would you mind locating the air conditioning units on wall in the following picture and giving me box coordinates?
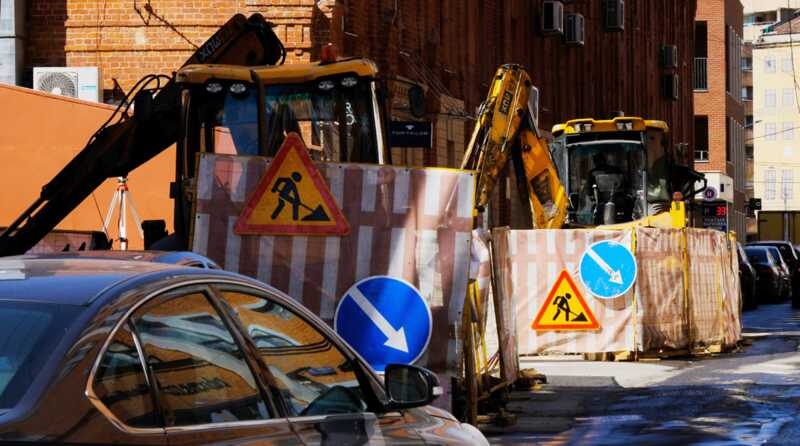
[542,1,564,35]
[565,13,585,46]
[662,73,679,100]
[604,0,625,31]
[33,67,102,103]
[661,45,678,69]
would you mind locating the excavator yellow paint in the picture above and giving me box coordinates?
[176,58,380,85]
[462,64,567,229]
[552,117,668,137]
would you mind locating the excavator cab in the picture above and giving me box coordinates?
[169,60,389,243]
[551,117,693,226]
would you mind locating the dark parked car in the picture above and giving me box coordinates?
[762,245,793,301]
[744,246,786,303]
[749,241,800,303]
[0,258,488,444]
[737,243,757,310]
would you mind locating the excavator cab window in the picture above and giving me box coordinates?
[567,137,645,225]
[183,77,380,171]
[562,128,673,225]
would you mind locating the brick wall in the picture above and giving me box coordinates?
[25,0,699,229]
[694,0,746,236]
[26,0,319,92]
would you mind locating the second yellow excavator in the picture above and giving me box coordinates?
[462,64,705,229]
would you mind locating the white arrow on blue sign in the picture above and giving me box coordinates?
[334,276,432,372]
[579,240,637,300]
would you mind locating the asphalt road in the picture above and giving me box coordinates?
[484,303,800,445]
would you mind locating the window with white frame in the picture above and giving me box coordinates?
[766,122,778,140]
[783,169,794,199]
[785,122,795,140]
[766,168,777,200]
[766,56,777,73]
[783,88,795,107]
[766,89,777,107]
[783,57,794,73]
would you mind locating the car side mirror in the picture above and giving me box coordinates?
[384,364,441,410]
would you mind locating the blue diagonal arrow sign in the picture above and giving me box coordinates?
[579,240,637,299]
[334,276,432,372]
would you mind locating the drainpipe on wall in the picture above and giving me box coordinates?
[0,0,26,86]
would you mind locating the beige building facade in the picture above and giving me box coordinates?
[752,14,800,213]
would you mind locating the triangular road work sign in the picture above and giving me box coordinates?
[532,270,600,331]
[235,133,349,236]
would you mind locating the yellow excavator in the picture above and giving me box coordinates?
[0,14,391,255]
[461,64,705,229]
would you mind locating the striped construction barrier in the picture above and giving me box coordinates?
[191,153,476,408]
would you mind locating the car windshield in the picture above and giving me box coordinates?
[0,301,81,409]
[189,79,380,163]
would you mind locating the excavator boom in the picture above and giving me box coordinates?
[0,14,285,256]
[463,64,567,229]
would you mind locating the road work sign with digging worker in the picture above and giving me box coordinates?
[532,270,600,331]
[235,133,349,236]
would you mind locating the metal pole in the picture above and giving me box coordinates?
[118,177,128,251]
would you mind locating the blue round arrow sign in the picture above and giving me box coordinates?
[334,276,432,372]
[579,240,637,299]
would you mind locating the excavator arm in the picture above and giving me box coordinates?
[0,14,285,256]
[462,65,567,229]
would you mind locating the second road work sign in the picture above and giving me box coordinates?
[579,240,637,299]
[334,276,432,373]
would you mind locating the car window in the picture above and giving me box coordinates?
[778,245,798,262]
[218,290,369,417]
[0,302,81,410]
[131,290,270,426]
[93,321,160,428]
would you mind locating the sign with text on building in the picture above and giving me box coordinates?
[389,121,433,148]
[235,133,349,236]
[702,201,728,232]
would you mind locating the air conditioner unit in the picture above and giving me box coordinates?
[604,0,625,31]
[661,45,678,69]
[662,73,679,100]
[33,67,102,103]
[542,1,564,35]
[565,13,585,46]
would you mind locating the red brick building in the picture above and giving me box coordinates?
[19,0,698,226]
[693,0,745,236]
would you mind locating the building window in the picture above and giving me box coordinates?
[766,169,777,200]
[784,57,794,73]
[782,169,794,200]
[694,115,709,162]
[766,89,777,107]
[742,86,753,101]
[694,22,708,92]
[746,144,754,160]
[745,11,777,25]
[784,88,795,107]
[766,122,777,140]
[765,56,777,73]
[784,122,795,140]
[745,115,754,127]
[742,57,753,71]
